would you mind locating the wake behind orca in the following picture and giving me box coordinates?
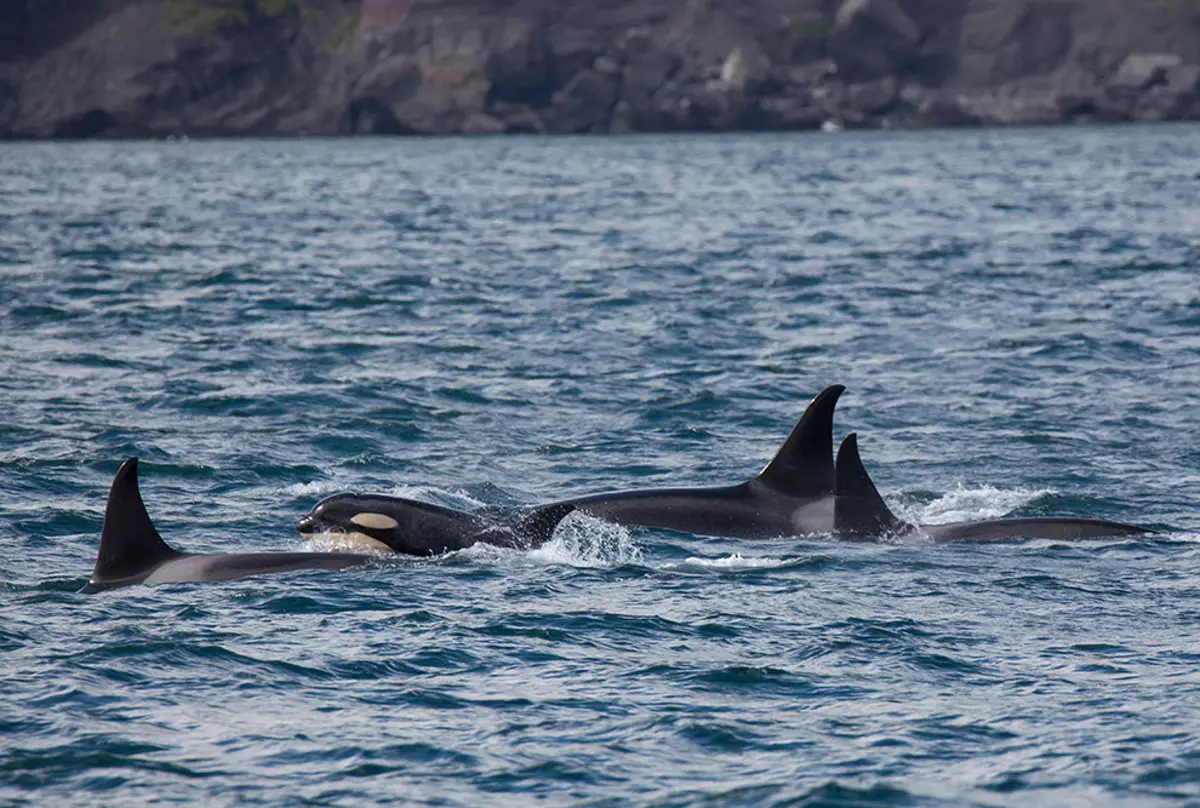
[833,433,1150,542]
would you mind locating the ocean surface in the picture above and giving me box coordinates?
[1,126,1199,807]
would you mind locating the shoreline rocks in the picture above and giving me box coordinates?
[3,0,1200,139]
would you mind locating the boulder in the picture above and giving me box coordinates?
[828,0,920,82]
[461,111,505,134]
[1109,53,1182,92]
[1167,64,1200,99]
[1098,54,1194,122]
[500,105,545,133]
[1132,63,1200,121]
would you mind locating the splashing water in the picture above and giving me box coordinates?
[667,553,794,571]
[526,513,643,567]
[894,484,1055,525]
[453,513,642,568]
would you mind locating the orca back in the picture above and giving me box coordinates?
[834,434,914,540]
[83,458,184,592]
[753,384,844,498]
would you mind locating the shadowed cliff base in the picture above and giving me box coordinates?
[3,0,1200,138]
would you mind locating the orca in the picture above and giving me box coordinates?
[297,493,576,556]
[298,385,845,543]
[543,384,847,538]
[79,458,380,594]
[301,385,847,543]
[833,433,1151,542]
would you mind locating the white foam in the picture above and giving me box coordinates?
[453,514,642,569]
[282,480,340,497]
[665,553,792,571]
[898,483,1055,525]
[302,531,397,556]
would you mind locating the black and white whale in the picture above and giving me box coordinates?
[542,384,846,538]
[300,385,848,546]
[297,493,576,556]
[79,458,381,593]
[833,433,1151,542]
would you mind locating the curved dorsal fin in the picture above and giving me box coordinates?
[754,384,845,497]
[834,434,913,539]
[514,503,577,547]
[90,458,184,585]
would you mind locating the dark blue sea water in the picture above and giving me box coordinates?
[2,126,1199,806]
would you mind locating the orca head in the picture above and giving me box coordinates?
[297,493,407,550]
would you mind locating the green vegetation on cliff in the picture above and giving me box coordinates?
[325,8,360,52]
[163,0,320,33]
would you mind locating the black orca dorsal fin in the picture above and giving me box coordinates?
[89,458,184,586]
[835,434,913,539]
[753,384,845,497]
[515,503,577,546]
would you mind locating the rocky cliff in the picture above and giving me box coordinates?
[3,0,1200,138]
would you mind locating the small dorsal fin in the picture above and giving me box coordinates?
[514,503,577,547]
[834,434,913,539]
[88,458,184,586]
[754,384,845,497]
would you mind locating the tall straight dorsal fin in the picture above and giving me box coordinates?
[834,434,913,539]
[514,503,577,547]
[89,458,184,586]
[754,385,845,497]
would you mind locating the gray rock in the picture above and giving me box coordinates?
[1055,64,1100,116]
[720,47,770,94]
[346,97,417,135]
[609,99,634,133]
[0,80,17,133]
[1166,64,1200,101]
[547,33,601,90]
[809,81,846,117]
[593,55,622,76]
[916,93,979,127]
[1109,53,1182,92]
[778,60,837,91]
[619,28,679,104]
[461,111,505,134]
[846,77,897,113]
[358,55,424,106]
[501,106,545,134]
[484,30,552,107]
[547,68,619,133]
[756,96,823,130]
[828,0,920,82]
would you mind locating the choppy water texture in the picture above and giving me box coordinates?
[2,126,1200,807]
